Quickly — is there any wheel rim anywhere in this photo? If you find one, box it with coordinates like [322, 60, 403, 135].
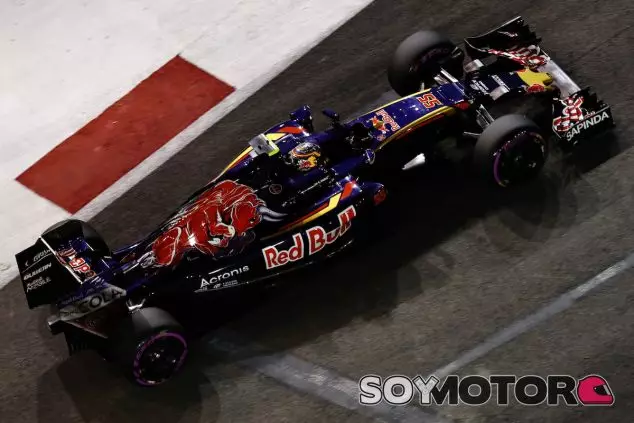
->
[133, 331, 188, 386]
[492, 131, 547, 187]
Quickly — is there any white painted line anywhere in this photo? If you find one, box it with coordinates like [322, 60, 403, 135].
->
[207, 333, 449, 423]
[430, 252, 634, 380]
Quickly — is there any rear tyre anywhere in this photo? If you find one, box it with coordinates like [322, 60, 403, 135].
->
[388, 31, 463, 96]
[474, 115, 547, 187]
[111, 307, 188, 387]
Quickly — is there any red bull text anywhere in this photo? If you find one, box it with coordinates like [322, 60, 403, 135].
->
[263, 205, 356, 270]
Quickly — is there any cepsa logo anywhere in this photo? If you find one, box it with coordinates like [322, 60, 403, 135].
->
[262, 206, 356, 270]
[359, 374, 615, 407]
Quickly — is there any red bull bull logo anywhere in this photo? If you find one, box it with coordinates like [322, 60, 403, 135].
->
[370, 109, 400, 135]
[151, 180, 281, 267]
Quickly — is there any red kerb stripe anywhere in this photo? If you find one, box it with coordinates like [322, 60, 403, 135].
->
[17, 56, 234, 213]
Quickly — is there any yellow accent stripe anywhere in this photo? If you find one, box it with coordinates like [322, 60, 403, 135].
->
[220, 146, 252, 174]
[267, 141, 281, 156]
[516, 69, 554, 88]
[265, 133, 287, 141]
[263, 192, 343, 240]
[377, 106, 453, 150]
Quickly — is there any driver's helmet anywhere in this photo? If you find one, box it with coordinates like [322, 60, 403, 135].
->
[286, 141, 324, 172]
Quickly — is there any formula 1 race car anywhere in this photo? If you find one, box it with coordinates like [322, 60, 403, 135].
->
[17, 17, 613, 386]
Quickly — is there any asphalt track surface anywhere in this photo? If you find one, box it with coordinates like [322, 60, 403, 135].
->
[2, 1, 634, 422]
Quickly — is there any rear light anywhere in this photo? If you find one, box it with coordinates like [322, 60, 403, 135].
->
[373, 187, 387, 205]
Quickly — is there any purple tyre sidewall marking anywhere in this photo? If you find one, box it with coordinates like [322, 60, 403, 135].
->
[133, 331, 188, 386]
[493, 150, 508, 188]
[493, 130, 545, 187]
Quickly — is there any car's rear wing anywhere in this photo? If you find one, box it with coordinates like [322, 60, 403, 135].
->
[16, 238, 80, 309]
[16, 220, 122, 311]
[464, 16, 614, 148]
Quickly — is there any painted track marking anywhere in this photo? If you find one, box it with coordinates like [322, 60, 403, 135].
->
[430, 252, 634, 380]
[204, 252, 634, 422]
[207, 332, 449, 423]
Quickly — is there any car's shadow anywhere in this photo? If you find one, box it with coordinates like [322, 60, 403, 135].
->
[171, 134, 613, 363]
[39, 351, 214, 423]
[45, 131, 618, 422]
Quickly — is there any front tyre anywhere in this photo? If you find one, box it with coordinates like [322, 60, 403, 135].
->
[388, 31, 463, 97]
[474, 115, 548, 188]
[111, 307, 188, 387]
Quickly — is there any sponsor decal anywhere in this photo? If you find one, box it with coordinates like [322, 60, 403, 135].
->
[564, 110, 611, 141]
[370, 109, 401, 135]
[476, 80, 490, 92]
[25, 276, 51, 292]
[219, 279, 238, 289]
[57, 276, 107, 307]
[469, 80, 490, 94]
[269, 184, 283, 195]
[59, 285, 126, 320]
[33, 249, 51, 262]
[262, 206, 356, 270]
[262, 233, 305, 270]
[23, 262, 52, 281]
[68, 256, 96, 279]
[200, 265, 250, 289]
[488, 45, 549, 68]
[370, 116, 387, 132]
[491, 74, 509, 90]
[151, 180, 284, 267]
[359, 373, 614, 407]
[57, 247, 97, 279]
[417, 93, 443, 109]
[58, 247, 76, 257]
[23, 248, 52, 269]
[553, 96, 585, 133]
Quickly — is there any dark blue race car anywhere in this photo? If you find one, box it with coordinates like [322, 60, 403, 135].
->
[17, 17, 614, 386]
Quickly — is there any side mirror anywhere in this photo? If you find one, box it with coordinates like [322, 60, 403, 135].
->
[322, 108, 340, 123]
